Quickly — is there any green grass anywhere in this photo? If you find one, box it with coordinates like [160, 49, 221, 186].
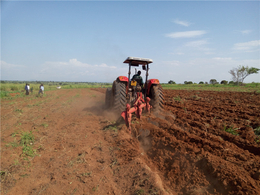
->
[5, 131, 37, 157]
[104, 125, 118, 133]
[134, 189, 145, 195]
[0, 91, 9, 98]
[92, 185, 99, 192]
[0, 82, 112, 100]
[254, 127, 260, 136]
[173, 95, 182, 102]
[20, 131, 34, 146]
[6, 140, 20, 148]
[14, 108, 23, 113]
[41, 123, 48, 128]
[223, 125, 239, 136]
[20, 131, 36, 157]
[161, 83, 260, 92]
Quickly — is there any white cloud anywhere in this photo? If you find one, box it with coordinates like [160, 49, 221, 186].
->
[165, 30, 207, 38]
[241, 30, 252, 34]
[1, 58, 120, 82]
[185, 40, 208, 47]
[173, 19, 191, 27]
[212, 57, 232, 60]
[182, 39, 214, 54]
[1, 61, 28, 80]
[1, 61, 26, 69]
[162, 60, 181, 66]
[233, 40, 260, 52]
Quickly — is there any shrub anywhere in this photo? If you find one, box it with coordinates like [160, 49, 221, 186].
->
[10, 85, 18, 91]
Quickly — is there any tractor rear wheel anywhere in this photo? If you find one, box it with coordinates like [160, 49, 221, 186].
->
[105, 88, 112, 109]
[112, 80, 127, 115]
[150, 85, 164, 112]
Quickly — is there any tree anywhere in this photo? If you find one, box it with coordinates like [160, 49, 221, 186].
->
[210, 79, 217, 84]
[221, 80, 228, 85]
[168, 80, 176, 84]
[229, 65, 259, 85]
[199, 81, 204, 84]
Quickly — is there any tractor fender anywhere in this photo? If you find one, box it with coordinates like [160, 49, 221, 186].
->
[117, 76, 129, 82]
[146, 79, 160, 95]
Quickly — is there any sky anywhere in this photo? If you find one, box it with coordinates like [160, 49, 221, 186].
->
[1, 0, 260, 84]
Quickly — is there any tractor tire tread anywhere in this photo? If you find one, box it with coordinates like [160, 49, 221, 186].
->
[113, 81, 126, 115]
[150, 85, 164, 112]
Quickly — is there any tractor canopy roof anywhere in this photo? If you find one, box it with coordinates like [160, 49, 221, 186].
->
[123, 57, 153, 66]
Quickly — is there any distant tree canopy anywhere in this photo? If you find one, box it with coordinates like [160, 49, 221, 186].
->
[210, 79, 218, 84]
[184, 81, 193, 84]
[221, 80, 228, 85]
[229, 65, 260, 85]
[168, 80, 176, 84]
[199, 81, 204, 84]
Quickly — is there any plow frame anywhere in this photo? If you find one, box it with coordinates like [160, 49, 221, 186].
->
[120, 57, 155, 131]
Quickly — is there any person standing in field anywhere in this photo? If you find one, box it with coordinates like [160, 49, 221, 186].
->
[27, 84, 30, 94]
[25, 83, 30, 95]
[38, 84, 44, 97]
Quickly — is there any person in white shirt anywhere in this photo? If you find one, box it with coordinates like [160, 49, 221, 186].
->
[38, 84, 44, 96]
[25, 83, 30, 95]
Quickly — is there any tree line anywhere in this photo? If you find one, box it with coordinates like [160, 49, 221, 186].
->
[168, 65, 259, 85]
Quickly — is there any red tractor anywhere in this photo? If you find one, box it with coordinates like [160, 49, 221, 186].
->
[105, 57, 164, 130]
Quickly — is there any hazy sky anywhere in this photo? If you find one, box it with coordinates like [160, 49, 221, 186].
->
[1, 0, 260, 83]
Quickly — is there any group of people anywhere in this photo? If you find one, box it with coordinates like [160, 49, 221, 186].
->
[25, 83, 44, 96]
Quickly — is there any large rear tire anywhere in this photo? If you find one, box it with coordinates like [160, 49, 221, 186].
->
[112, 80, 127, 115]
[150, 85, 164, 112]
[105, 88, 112, 109]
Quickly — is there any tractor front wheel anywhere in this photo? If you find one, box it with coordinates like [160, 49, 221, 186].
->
[150, 85, 164, 112]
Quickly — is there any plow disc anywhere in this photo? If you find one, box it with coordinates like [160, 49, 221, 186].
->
[121, 92, 151, 132]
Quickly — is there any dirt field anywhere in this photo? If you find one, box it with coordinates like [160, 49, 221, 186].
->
[1, 88, 260, 195]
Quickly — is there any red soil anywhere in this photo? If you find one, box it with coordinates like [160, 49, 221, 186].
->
[1, 88, 260, 195]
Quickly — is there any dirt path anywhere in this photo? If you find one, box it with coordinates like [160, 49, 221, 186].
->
[1, 88, 260, 195]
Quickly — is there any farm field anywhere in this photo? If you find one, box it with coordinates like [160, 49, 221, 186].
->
[1, 88, 260, 195]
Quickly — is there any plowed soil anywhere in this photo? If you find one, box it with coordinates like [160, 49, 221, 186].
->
[1, 88, 260, 195]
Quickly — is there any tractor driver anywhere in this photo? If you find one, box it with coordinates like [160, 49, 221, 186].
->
[132, 70, 144, 87]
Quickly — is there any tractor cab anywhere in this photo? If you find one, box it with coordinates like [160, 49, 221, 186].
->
[123, 57, 153, 97]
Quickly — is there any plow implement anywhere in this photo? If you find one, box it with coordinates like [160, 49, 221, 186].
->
[121, 92, 152, 131]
